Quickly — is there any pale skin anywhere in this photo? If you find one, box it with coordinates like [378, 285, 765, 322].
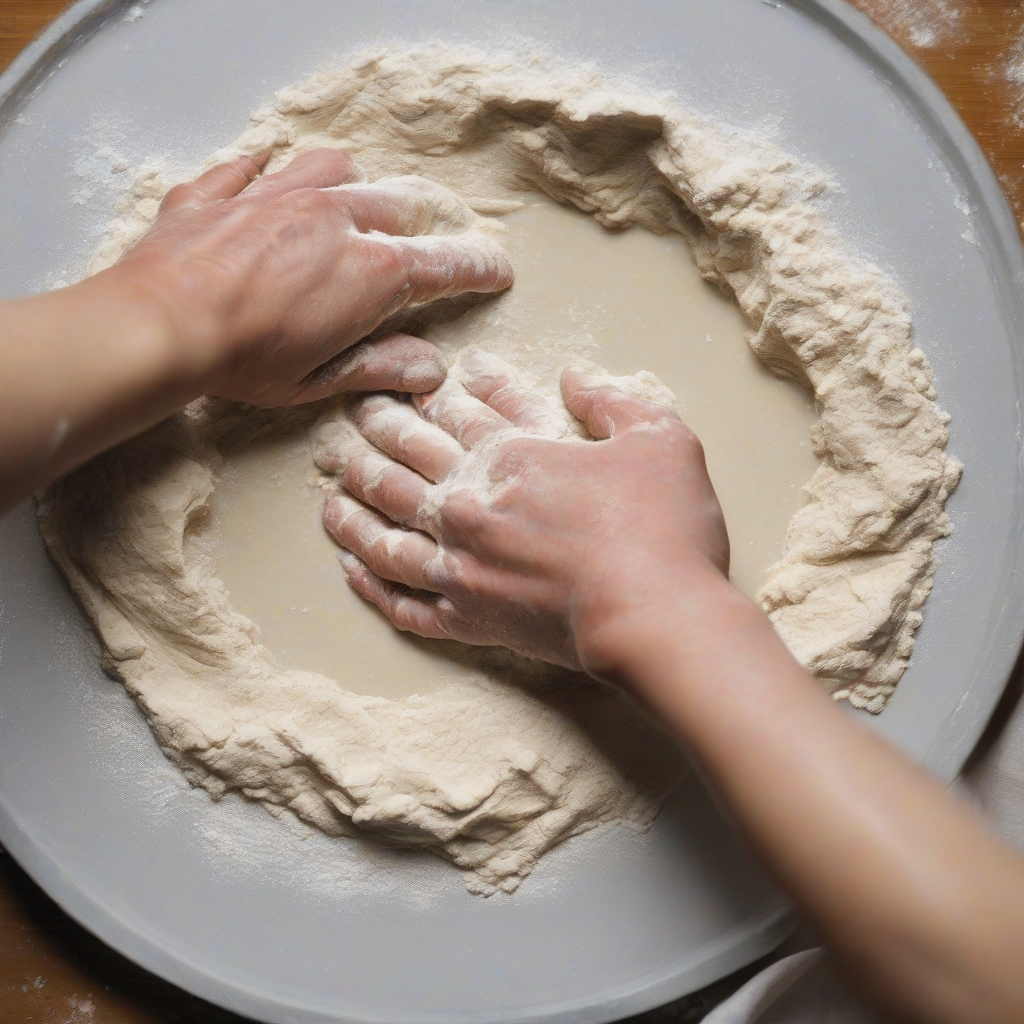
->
[1, 153, 1023, 1023]
[0, 148, 512, 511]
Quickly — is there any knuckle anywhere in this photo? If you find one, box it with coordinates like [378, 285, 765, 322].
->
[389, 600, 411, 630]
[378, 471, 411, 513]
[433, 551, 470, 595]
[324, 148, 356, 177]
[676, 423, 705, 461]
[349, 238, 409, 294]
[159, 183, 192, 211]
[367, 531, 392, 564]
[503, 435, 544, 464]
[235, 154, 263, 180]
[350, 513, 380, 550]
[370, 238, 412, 280]
[446, 491, 487, 533]
[491, 437, 546, 486]
[434, 598, 463, 637]
[647, 413, 700, 455]
[285, 187, 337, 218]
[390, 596, 420, 633]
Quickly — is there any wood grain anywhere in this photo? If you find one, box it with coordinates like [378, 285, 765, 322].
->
[861, 0, 1024, 223]
[0, 0, 70, 72]
[0, 1, 1022, 1021]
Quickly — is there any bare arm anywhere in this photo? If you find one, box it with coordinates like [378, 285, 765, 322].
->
[0, 149, 512, 514]
[320, 353, 1024, 1024]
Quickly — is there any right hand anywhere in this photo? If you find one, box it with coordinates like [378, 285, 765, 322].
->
[318, 353, 731, 674]
[101, 149, 514, 406]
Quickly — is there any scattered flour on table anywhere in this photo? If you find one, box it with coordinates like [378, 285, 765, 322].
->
[64, 996, 96, 1023]
[857, 0, 964, 49]
[981, 18, 1024, 229]
[40, 43, 961, 895]
[1003, 23, 1024, 130]
[72, 146, 131, 208]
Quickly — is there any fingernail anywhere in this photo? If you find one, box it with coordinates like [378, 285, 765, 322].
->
[459, 347, 514, 383]
[352, 393, 390, 416]
[324, 491, 361, 529]
[337, 549, 361, 575]
[401, 357, 447, 392]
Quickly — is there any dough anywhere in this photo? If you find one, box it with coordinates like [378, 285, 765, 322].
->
[40, 44, 961, 893]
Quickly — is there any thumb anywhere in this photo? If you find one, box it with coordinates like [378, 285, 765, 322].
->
[294, 334, 447, 403]
[561, 365, 679, 439]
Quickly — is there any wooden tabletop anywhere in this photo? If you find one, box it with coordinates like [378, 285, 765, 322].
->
[2, 1, 1024, 1021]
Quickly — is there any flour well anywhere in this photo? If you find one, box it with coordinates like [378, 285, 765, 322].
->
[40, 44, 961, 894]
[211, 196, 817, 682]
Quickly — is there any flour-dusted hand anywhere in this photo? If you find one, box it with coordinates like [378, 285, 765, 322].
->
[104, 150, 514, 405]
[318, 351, 729, 673]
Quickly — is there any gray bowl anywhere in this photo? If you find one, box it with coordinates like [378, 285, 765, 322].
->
[0, 1, 1022, 1022]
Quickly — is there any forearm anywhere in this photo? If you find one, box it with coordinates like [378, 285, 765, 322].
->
[314, 349, 1024, 1019]
[0, 151, 515, 517]
[599, 575, 1024, 1024]
[0, 273, 201, 514]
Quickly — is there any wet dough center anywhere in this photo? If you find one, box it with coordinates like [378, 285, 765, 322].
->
[210, 197, 819, 698]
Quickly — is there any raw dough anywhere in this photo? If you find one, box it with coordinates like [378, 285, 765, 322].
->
[208, 196, 818, 695]
[40, 44, 961, 893]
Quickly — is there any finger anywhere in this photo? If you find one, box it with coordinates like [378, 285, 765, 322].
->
[295, 334, 447, 403]
[459, 349, 572, 438]
[242, 148, 360, 202]
[334, 179, 513, 296]
[333, 177, 481, 237]
[324, 493, 441, 593]
[413, 375, 512, 450]
[561, 366, 678, 440]
[388, 232, 514, 301]
[349, 393, 464, 483]
[337, 549, 453, 641]
[322, 423, 432, 531]
[160, 153, 269, 212]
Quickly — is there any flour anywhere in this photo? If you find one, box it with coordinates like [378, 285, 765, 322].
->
[40, 43, 960, 893]
[857, 0, 963, 49]
[39, 398, 684, 896]
[1004, 23, 1024, 131]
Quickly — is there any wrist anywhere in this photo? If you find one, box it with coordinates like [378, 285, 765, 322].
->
[77, 271, 192, 384]
[573, 557, 744, 684]
[0, 274, 210, 509]
[92, 264, 230, 393]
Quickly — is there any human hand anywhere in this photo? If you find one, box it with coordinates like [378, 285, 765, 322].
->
[103, 150, 513, 405]
[316, 351, 729, 674]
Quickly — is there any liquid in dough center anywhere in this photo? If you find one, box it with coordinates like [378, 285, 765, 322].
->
[210, 197, 819, 698]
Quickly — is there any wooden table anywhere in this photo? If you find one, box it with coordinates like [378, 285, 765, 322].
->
[1, 1, 1023, 1021]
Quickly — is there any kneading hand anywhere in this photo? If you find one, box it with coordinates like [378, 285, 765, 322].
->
[107, 149, 514, 405]
[318, 351, 729, 672]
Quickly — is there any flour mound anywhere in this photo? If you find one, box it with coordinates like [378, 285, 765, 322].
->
[39, 401, 683, 896]
[208, 42, 960, 710]
[41, 43, 960, 894]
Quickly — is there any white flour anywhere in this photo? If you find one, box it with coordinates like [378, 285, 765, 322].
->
[1004, 23, 1024, 131]
[857, 0, 963, 49]
[41, 43, 960, 894]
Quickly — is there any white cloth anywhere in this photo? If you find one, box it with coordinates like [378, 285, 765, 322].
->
[630, 672, 1024, 1023]
[703, 951, 883, 1024]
